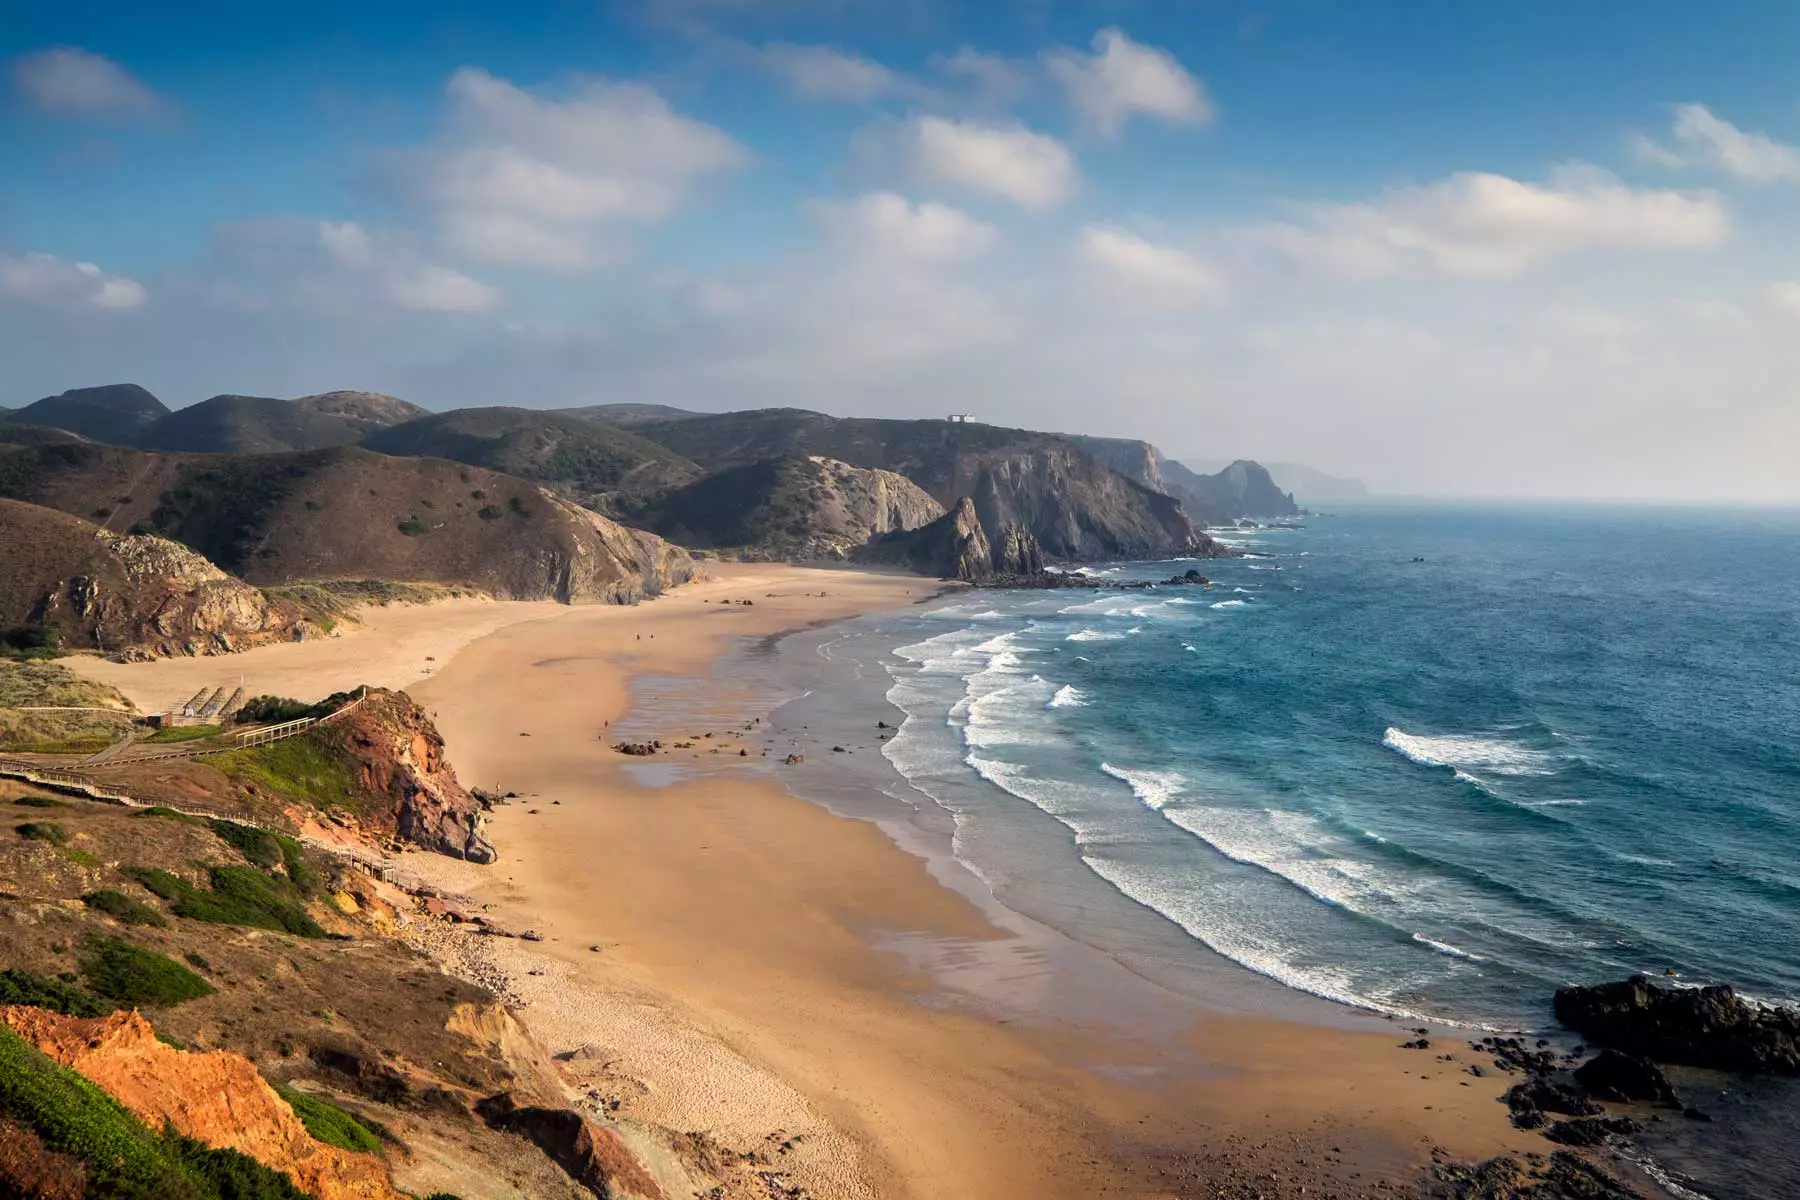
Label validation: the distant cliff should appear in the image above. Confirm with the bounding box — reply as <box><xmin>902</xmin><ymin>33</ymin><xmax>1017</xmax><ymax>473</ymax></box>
<box><xmin>1158</xmin><ymin>456</ymin><xmax>1300</xmax><ymax>521</ymax></box>
<box><xmin>627</xmin><ymin>410</ymin><xmax>1219</xmax><ymax>562</ymax></box>
<box><xmin>627</xmin><ymin>453</ymin><xmax>944</xmax><ymax>559</ymax></box>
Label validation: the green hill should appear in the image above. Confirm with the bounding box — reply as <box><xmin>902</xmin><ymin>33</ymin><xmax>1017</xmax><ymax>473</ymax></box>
<box><xmin>134</xmin><ymin>391</ymin><xmax>428</xmax><ymax>453</ymax></box>
<box><xmin>362</xmin><ymin>406</ymin><xmax>703</xmax><ymax>512</ymax></box>
<box><xmin>4</xmin><ymin>384</ymin><xmax>169</xmax><ymax>444</ymax></box>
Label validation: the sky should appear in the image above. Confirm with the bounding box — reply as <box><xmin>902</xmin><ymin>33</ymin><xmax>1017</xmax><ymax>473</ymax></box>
<box><xmin>4</xmin><ymin>1</ymin><xmax>1800</xmax><ymax>499</ymax></box>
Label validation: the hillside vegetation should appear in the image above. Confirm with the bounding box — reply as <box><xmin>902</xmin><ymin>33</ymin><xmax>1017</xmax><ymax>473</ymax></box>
<box><xmin>0</xmin><ymin>444</ymin><xmax>696</xmax><ymax>604</ymax></box>
<box><xmin>362</xmin><ymin>405</ymin><xmax>702</xmax><ymax>512</ymax></box>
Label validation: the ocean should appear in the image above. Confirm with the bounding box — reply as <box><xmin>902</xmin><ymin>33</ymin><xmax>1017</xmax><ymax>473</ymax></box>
<box><xmin>808</xmin><ymin>504</ymin><xmax>1800</xmax><ymax>1033</ymax></box>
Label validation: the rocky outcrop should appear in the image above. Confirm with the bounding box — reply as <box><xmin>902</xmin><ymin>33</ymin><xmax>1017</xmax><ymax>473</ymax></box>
<box><xmin>990</xmin><ymin>522</ymin><xmax>1043</xmax><ymax>575</ymax></box>
<box><xmin>312</xmin><ymin>688</ymin><xmax>496</xmax><ymax>863</ymax></box>
<box><xmin>1433</xmin><ymin>1151</ymin><xmax>1642</xmax><ymax>1199</ymax></box>
<box><xmin>854</xmin><ymin>497</ymin><xmax>993</xmax><ymax>580</ymax></box>
<box><xmin>1572</xmin><ymin>1049</ymin><xmax>1678</xmax><ymax>1105</ymax></box>
<box><xmin>0</xmin><ymin>1005</ymin><xmax>402</xmax><ymax>1200</ymax></box>
<box><xmin>625</xmin><ymin>453</ymin><xmax>943</xmax><ymax>559</ymax></box>
<box><xmin>476</xmin><ymin>1093</ymin><xmax>663</xmax><ymax>1200</ymax></box>
<box><xmin>1555</xmin><ymin>975</ymin><xmax>1800</xmax><ymax>1075</ymax></box>
<box><xmin>1066</xmin><ymin>436</ymin><xmax>1166</xmax><ymax>492</ymax></box>
<box><xmin>0</xmin><ymin>498</ymin><xmax>309</xmax><ymax>659</ymax></box>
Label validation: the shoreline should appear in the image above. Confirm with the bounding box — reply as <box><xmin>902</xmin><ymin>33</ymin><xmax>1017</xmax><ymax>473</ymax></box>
<box><xmin>387</xmin><ymin>564</ymin><xmax>1542</xmax><ymax>1199</ymax></box>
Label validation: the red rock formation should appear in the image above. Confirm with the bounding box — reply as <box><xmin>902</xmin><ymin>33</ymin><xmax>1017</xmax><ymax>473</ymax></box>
<box><xmin>314</xmin><ymin>689</ymin><xmax>495</xmax><ymax>863</ymax></box>
<box><xmin>0</xmin><ymin>1006</ymin><xmax>401</xmax><ymax>1200</ymax></box>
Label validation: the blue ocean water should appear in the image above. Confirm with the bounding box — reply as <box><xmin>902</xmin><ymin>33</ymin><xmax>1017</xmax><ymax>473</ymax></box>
<box><xmin>870</xmin><ymin>505</ymin><xmax>1800</xmax><ymax>1030</ymax></box>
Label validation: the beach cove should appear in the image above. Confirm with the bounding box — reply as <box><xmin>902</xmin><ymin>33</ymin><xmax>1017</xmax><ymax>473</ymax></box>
<box><xmin>71</xmin><ymin>562</ymin><xmax>1543</xmax><ymax>1198</ymax></box>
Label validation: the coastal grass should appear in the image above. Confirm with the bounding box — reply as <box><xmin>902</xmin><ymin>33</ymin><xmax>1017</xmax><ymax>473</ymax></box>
<box><xmin>0</xmin><ymin>736</ymin><xmax>112</xmax><ymax>755</ymax></box>
<box><xmin>207</xmin><ymin>819</ymin><xmax>319</xmax><ymax>892</ymax></box>
<box><xmin>132</xmin><ymin>805</ymin><xmax>206</xmax><ymax>825</ymax></box>
<box><xmin>79</xmin><ymin>935</ymin><xmax>212</xmax><ymax>1007</ymax></box>
<box><xmin>0</xmin><ymin>1024</ymin><xmax>311</xmax><ymax>1200</ymax></box>
<box><xmin>15</xmin><ymin>821</ymin><xmax>70</xmax><ymax>846</ymax></box>
<box><xmin>82</xmin><ymin>889</ymin><xmax>170</xmax><ymax>928</ymax></box>
<box><xmin>126</xmin><ymin>866</ymin><xmax>326</xmax><ymax>938</ymax></box>
<box><xmin>11</xmin><ymin>795</ymin><xmax>69</xmax><ymax>808</ymax></box>
<box><xmin>142</xmin><ymin>724</ymin><xmax>223</xmax><ymax>745</ymax></box>
<box><xmin>61</xmin><ymin>848</ymin><xmax>101</xmax><ymax>868</ymax></box>
<box><xmin>272</xmin><ymin>1084</ymin><xmax>384</xmax><ymax>1154</ymax></box>
<box><xmin>0</xmin><ymin>967</ymin><xmax>113</xmax><ymax>1017</ymax></box>
<box><xmin>209</xmin><ymin>734</ymin><xmax>362</xmax><ymax>815</ymax></box>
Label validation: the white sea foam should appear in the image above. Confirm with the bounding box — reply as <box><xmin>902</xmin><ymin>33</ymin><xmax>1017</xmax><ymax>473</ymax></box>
<box><xmin>1383</xmin><ymin>727</ymin><xmax>1559</xmax><ymax>776</ymax></box>
<box><xmin>1210</xmin><ymin>599</ymin><xmax>1249</xmax><ymax>610</ymax></box>
<box><xmin>1100</xmin><ymin>763</ymin><xmax>1187</xmax><ymax>810</ymax></box>
<box><xmin>1047</xmin><ymin>685</ymin><xmax>1087</xmax><ymax>708</ymax></box>
<box><xmin>1412</xmin><ymin>933</ymin><xmax>1486</xmax><ymax>961</ymax></box>
<box><xmin>1182</xmin><ymin>643</ymin><xmax>1199</xmax><ymax>654</ymax></box>
<box><xmin>1065</xmin><ymin>628</ymin><xmax>1126</xmax><ymax>642</ymax></box>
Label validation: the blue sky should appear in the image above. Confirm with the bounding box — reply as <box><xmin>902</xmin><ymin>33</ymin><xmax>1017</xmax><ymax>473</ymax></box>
<box><xmin>5</xmin><ymin>0</ymin><xmax>1800</xmax><ymax>497</ymax></box>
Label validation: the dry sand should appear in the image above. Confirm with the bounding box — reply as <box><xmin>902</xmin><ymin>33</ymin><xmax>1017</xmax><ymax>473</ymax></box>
<box><xmin>373</xmin><ymin>563</ymin><xmax>1544</xmax><ymax>1200</ymax></box>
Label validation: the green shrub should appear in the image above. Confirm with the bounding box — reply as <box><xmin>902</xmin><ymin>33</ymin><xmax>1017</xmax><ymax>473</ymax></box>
<box><xmin>234</xmin><ymin>696</ymin><xmax>317</xmax><ymax>725</ymax></box>
<box><xmin>83</xmin><ymin>889</ymin><xmax>170</xmax><ymax>928</ymax></box>
<box><xmin>12</xmin><ymin>795</ymin><xmax>69</xmax><ymax>808</ymax></box>
<box><xmin>79</xmin><ymin>936</ymin><xmax>212</xmax><ymax>1007</ymax></box>
<box><xmin>142</xmin><ymin>724</ymin><xmax>223</xmax><ymax>745</ymax></box>
<box><xmin>476</xmin><ymin>504</ymin><xmax>503</xmax><ymax>520</ymax></box>
<box><xmin>396</xmin><ymin>518</ymin><xmax>428</xmax><ymax>536</ymax></box>
<box><xmin>169</xmin><ymin>1135</ymin><xmax>313</xmax><ymax>1198</ymax></box>
<box><xmin>272</xmin><ymin>1084</ymin><xmax>383</xmax><ymax>1154</ymax></box>
<box><xmin>62</xmin><ymin>848</ymin><xmax>101</xmax><ymax>868</ymax></box>
<box><xmin>0</xmin><ymin>967</ymin><xmax>112</xmax><ymax>1017</ymax></box>
<box><xmin>126</xmin><ymin>866</ymin><xmax>326</xmax><ymax>938</ymax></box>
<box><xmin>209</xmin><ymin>820</ymin><xmax>283</xmax><ymax>869</ymax></box>
<box><xmin>133</xmin><ymin>806</ymin><xmax>206</xmax><ymax>825</ymax></box>
<box><xmin>16</xmin><ymin>821</ymin><xmax>70</xmax><ymax>846</ymax></box>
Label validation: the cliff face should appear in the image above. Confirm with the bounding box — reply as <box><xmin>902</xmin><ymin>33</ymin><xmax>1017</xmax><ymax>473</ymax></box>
<box><xmin>624</xmin><ymin>410</ymin><xmax>1218</xmax><ymax>562</ymax></box>
<box><xmin>1</xmin><ymin>1006</ymin><xmax>402</xmax><ymax>1200</ymax></box>
<box><xmin>854</xmin><ymin>496</ymin><xmax>991</xmax><ymax>579</ymax></box>
<box><xmin>0</xmin><ymin>497</ymin><xmax>308</xmax><ymax>659</ymax></box>
<box><xmin>954</xmin><ymin>444</ymin><xmax>1214</xmax><ymax>561</ymax></box>
<box><xmin>1067</xmin><ymin>436</ymin><xmax>1166</xmax><ymax>493</ymax></box>
<box><xmin>312</xmin><ymin>688</ymin><xmax>496</xmax><ymax>863</ymax></box>
<box><xmin>629</xmin><ymin>453</ymin><xmax>944</xmax><ymax>559</ymax></box>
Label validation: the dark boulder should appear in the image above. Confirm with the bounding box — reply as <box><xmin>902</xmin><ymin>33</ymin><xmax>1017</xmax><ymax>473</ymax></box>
<box><xmin>1504</xmin><ymin>1077</ymin><xmax>1601</xmax><ymax>1129</ymax></box>
<box><xmin>1573</xmin><ymin>1049</ymin><xmax>1678</xmax><ymax>1105</ymax></box>
<box><xmin>1433</xmin><ymin>1151</ymin><xmax>1642</xmax><ymax>1199</ymax></box>
<box><xmin>1543</xmin><ymin>1116</ymin><xmax>1641</xmax><ymax>1147</ymax></box>
<box><xmin>1555</xmin><ymin>975</ymin><xmax>1800</xmax><ymax>1075</ymax></box>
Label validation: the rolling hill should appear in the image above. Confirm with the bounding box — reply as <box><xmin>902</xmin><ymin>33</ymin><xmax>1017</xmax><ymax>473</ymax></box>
<box><xmin>3</xmin><ymin>383</ymin><xmax>169</xmax><ymax>443</ymax></box>
<box><xmin>0</xmin><ymin>442</ymin><xmax>696</xmax><ymax>603</ymax></box>
<box><xmin>362</xmin><ymin>406</ymin><xmax>702</xmax><ymax>513</ymax></box>
<box><xmin>133</xmin><ymin>390</ymin><xmax>429</xmax><ymax>453</ymax></box>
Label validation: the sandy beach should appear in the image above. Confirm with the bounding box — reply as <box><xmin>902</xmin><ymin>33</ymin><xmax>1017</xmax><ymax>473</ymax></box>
<box><xmin>373</xmin><ymin>563</ymin><xmax>1540</xmax><ymax>1200</ymax></box>
<box><xmin>70</xmin><ymin>563</ymin><xmax>1541</xmax><ymax>1197</ymax></box>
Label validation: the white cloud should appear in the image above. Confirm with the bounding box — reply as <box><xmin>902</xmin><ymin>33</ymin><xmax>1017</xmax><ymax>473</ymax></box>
<box><xmin>812</xmin><ymin>192</ymin><xmax>996</xmax><ymax>263</ymax></box>
<box><xmin>1628</xmin><ymin>132</ymin><xmax>1685</xmax><ymax>169</ymax></box>
<box><xmin>1075</xmin><ymin>226</ymin><xmax>1224</xmax><ymax>310</ymax></box>
<box><xmin>1761</xmin><ymin>281</ymin><xmax>1800</xmax><ymax>318</ymax></box>
<box><xmin>1261</xmin><ymin>169</ymin><xmax>1728</xmax><ymax>280</ymax></box>
<box><xmin>1045</xmin><ymin>28</ymin><xmax>1212</xmax><ymax>137</ymax></box>
<box><xmin>10</xmin><ymin>46</ymin><xmax>163</xmax><ymax>119</ymax></box>
<box><xmin>758</xmin><ymin>43</ymin><xmax>902</xmax><ymax>102</ymax></box>
<box><xmin>0</xmin><ymin>251</ymin><xmax>147</xmax><ymax>310</ymax></box>
<box><xmin>1669</xmin><ymin>103</ymin><xmax>1800</xmax><ymax>183</ymax></box>
<box><xmin>407</xmin><ymin>67</ymin><xmax>747</xmax><ymax>269</ymax></box>
<box><xmin>206</xmin><ymin>219</ymin><xmax>499</xmax><ymax>315</ymax></box>
<box><xmin>886</xmin><ymin>115</ymin><xmax>1077</xmax><ymax>209</ymax></box>
<box><xmin>932</xmin><ymin>46</ymin><xmax>1031</xmax><ymax>106</ymax></box>
<box><xmin>314</xmin><ymin>221</ymin><xmax>500</xmax><ymax>313</ymax></box>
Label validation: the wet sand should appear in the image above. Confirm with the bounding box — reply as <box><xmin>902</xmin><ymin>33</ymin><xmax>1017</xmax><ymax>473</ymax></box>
<box><xmin>386</xmin><ymin>563</ymin><xmax>1540</xmax><ymax>1199</ymax></box>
